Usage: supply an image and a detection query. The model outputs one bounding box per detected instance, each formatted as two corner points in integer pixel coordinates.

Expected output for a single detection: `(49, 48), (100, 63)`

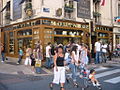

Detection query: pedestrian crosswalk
(104, 76), (120, 84)
(94, 67), (120, 84)
(95, 69), (120, 78)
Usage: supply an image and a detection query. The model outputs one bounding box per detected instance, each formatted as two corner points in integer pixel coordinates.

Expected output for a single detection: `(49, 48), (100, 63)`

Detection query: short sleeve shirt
(46, 45), (51, 57)
(95, 42), (101, 52)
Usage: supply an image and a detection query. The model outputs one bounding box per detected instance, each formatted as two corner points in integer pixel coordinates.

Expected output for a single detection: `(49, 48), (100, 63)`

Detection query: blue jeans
(69, 63), (77, 82)
(18, 55), (23, 64)
(95, 51), (101, 64)
(46, 57), (52, 68)
(1, 52), (5, 61)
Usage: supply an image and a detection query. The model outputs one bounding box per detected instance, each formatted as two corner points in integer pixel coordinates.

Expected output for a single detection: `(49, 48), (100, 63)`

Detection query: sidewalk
(0, 56), (120, 76)
(0, 57), (51, 76)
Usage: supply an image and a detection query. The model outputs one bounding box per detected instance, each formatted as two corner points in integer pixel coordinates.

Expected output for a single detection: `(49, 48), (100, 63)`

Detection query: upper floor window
(118, 4), (120, 16)
(13, 0), (22, 20)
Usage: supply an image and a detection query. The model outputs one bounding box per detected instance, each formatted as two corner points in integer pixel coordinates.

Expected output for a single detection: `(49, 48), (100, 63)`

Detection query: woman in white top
(101, 43), (108, 63)
(24, 46), (32, 66)
(70, 45), (80, 87)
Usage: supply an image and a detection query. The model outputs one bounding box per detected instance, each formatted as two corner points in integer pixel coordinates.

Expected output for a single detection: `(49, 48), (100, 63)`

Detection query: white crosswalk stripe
(94, 68), (120, 84)
(95, 67), (109, 72)
(104, 76), (120, 84)
(95, 69), (120, 79)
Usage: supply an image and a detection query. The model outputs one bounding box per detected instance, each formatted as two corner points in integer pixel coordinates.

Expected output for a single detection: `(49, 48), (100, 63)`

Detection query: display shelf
(54, 34), (82, 38)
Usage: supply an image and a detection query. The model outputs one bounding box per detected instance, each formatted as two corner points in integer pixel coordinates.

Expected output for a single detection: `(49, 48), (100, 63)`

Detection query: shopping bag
(35, 60), (41, 67)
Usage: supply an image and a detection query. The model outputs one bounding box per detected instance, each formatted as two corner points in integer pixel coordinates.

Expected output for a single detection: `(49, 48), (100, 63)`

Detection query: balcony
(93, 0), (101, 3)
(93, 12), (101, 17)
(5, 11), (10, 20)
(64, 1), (74, 13)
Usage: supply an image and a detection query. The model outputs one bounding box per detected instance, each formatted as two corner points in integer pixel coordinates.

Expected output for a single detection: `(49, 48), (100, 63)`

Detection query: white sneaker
(1, 61), (4, 63)
(96, 83), (101, 86)
(17, 63), (20, 65)
(93, 83), (97, 86)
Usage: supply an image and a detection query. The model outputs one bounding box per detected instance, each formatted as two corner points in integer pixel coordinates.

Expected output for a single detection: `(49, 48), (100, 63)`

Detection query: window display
(44, 28), (53, 45)
(9, 32), (14, 54)
(17, 29), (32, 36)
(33, 28), (40, 45)
(18, 37), (32, 52)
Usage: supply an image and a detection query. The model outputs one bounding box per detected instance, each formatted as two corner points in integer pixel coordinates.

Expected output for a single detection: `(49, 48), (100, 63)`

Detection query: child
(89, 69), (100, 86)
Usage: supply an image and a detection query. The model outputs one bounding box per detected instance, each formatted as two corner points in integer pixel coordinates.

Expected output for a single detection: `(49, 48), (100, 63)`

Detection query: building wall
(1, 0), (117, 28)
(112, 0), (120, 47)
(99, 0), (112, 26)
(2, 0), (94, 25)
(0, 0), (3, 26)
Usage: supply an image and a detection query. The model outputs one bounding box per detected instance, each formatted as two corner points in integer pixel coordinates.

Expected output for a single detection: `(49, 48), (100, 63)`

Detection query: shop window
(44, 28), (53, 45)
(17, 29), (32, 36)
(98, 33), (109, 37)
(33, 28), (40, 45)
(9, 32), (15, 54)
(4, 32), (8, 53)
(54, 28), (83, 45)
(116, 35), (120, 45)
(18, 37), (32, 53)
(54, 28), (83, 36)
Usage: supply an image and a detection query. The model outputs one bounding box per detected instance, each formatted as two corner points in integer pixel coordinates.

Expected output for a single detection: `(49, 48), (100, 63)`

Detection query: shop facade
(113, 27), (120, 49)
(91, 25), (113, 57)
(2, 17), (90, 57)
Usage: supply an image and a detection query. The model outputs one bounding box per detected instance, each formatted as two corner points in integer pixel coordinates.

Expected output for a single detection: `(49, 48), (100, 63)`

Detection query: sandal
(60, 87), (65, 90)
(49, 83), (53, 90)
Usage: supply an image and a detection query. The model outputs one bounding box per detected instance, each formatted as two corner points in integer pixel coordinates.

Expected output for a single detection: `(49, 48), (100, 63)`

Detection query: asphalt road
(0, 58), (120, 90)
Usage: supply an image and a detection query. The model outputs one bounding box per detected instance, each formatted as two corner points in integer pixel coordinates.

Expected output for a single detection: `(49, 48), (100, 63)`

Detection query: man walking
(94, 39), (102, 64)
(45, 42), (52, 69)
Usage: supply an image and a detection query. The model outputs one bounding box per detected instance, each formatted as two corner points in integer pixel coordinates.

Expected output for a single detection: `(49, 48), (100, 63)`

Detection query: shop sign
(42, 20), (89, 29)
(3, 19), (89, 31)
(95, 26), (112, 32)
(3, 20), (41, 31)
(43, 8), (50, 13)
(77, 0), (91, 19)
